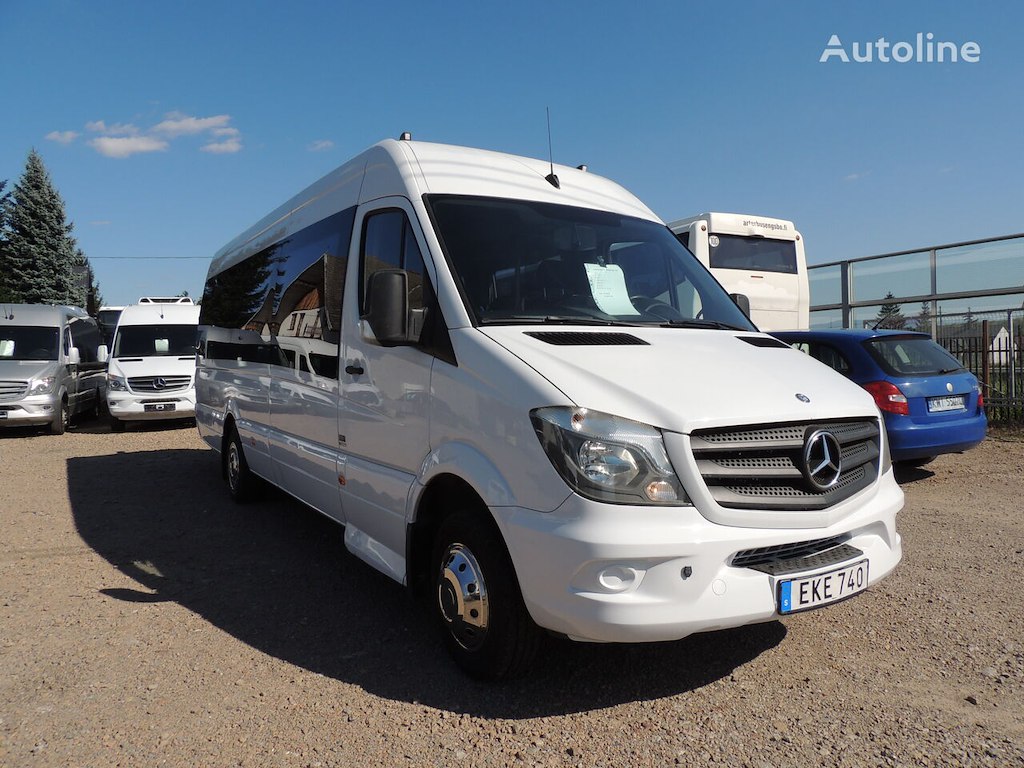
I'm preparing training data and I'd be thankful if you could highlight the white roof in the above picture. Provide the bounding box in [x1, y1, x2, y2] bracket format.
[209, 138, 659, 278]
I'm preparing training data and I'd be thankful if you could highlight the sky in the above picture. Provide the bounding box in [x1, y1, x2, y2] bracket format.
[1, 1, 1021, 307]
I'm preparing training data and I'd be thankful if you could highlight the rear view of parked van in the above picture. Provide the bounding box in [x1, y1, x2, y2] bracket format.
[107, 301, 200, 431]
[197, 137, 903, 679]
[0, 304, 107, 434]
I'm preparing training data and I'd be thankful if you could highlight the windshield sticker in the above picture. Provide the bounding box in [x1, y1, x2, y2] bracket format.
[708, 235, 720, 248]
[584, 264, 641, 316]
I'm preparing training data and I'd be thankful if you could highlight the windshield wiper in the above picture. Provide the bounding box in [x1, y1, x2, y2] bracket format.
[657, 319, 749, 331]
[482, 316, 639, 327]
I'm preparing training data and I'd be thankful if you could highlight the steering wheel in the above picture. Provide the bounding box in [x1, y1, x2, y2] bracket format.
[630, 296, 684, 322]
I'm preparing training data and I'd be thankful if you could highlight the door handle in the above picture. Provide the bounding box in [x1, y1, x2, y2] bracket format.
[345, 364, 364, 376]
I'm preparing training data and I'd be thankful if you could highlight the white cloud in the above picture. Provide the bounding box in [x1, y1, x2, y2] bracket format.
[86, 120, 138, 136]
[89, 136, 169, 159]
[152, 113, 232, 137]
[308, 140, 334, 152]
[82, 111, 242, 158]
[844, 171, 870, 182]
[46, 130, 79, 145]
[201, 138, 243, 154]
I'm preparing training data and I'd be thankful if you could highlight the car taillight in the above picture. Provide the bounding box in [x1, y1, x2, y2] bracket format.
[978, 391, 985, 410]
[862, 381, 909, 416]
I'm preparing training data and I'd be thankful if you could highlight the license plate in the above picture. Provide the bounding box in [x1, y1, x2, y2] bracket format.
[927, 395, 965, 413]
[144, 403, 175, 412]
[778, 559, 869, 614]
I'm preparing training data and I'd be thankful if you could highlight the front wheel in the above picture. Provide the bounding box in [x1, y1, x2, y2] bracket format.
[431, 510, 542, 680]
[49, 398, 68, 435]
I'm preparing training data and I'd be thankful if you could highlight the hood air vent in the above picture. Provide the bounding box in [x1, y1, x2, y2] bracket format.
[525, 331, 649, 346]
[738, 335, 791, 349]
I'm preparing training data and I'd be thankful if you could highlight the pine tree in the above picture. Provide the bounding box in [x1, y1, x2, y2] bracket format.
[874, 292, 906, 330]
[2, 149, 83, 306]
[915, 300, 933, 333]
[0, 178, 14, 302]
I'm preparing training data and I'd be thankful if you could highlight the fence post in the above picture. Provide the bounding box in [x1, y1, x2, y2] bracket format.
[1009, 310, 1016, 401]
[981, 319, 990, 413]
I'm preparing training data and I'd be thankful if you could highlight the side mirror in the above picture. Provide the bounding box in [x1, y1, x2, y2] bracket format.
[68, 346, 81, 365]
[362, 269, 409, 346]
[97, 345, 109, 364]
[730, 293, 751, 318]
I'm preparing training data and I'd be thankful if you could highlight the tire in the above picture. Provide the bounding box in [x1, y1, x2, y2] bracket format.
[49, 398, 69, 435]
[224, 425, 258, 502]
[431, 509, 542, 680]
[110, 416, 126, 433]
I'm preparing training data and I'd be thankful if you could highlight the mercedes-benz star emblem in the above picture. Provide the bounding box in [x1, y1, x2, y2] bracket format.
[153, 377, 167, 390]
[802, 429, 843, 491]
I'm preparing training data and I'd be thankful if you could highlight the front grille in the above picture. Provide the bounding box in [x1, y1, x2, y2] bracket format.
[0, 380, 28, 399]
[128, 375, 192, 393]
[691, 419, 880, 511]
[734, 538, 864, 576]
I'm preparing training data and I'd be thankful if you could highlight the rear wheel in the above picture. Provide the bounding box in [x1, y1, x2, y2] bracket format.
[225, 425, 257, 502]
[431, 509, 542, 680]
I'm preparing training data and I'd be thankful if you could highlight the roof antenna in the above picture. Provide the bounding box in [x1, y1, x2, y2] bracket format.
[545, 107, 560, 189]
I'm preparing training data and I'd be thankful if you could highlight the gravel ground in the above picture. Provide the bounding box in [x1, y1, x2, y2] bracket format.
[1, 418, 1022, 767]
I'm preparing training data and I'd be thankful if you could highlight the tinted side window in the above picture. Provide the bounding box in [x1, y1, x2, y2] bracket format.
[808, 343, 851, 375]
[69, 318, 101, 362]
[361, 208, 428, 322]
[201, 207, 355, 377]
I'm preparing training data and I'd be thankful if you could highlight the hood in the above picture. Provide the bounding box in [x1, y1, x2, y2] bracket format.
[108, 357, 196, 377]
[480, 326, 879, 433]
[0, 359, 59, 379]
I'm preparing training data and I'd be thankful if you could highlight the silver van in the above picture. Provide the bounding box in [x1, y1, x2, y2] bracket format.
[0, 305, 108, 434]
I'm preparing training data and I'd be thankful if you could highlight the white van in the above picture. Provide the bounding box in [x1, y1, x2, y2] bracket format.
[107, 301, 200, 431]
[0, 304, 107, 434]
[197, 137, 902, 678]
[668, 213, 810, 331]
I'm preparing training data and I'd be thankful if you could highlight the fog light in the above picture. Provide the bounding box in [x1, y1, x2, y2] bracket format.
[597, 566, 638, 592]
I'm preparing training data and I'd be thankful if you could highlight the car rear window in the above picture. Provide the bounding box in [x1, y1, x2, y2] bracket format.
[864, 336, 965, 376]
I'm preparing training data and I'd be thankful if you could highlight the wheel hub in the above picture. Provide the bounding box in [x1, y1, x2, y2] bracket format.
[438, 543, 488, 650]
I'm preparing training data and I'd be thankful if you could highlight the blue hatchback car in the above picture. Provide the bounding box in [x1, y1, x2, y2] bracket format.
[773, 329, 987, 465]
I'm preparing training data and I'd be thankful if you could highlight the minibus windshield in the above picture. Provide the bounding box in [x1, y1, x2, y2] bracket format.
[427, 195, 756, 330]
[0, 326, 60, 361]
[112, 324, 197, 357]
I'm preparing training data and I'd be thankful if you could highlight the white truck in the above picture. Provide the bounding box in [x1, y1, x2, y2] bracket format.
[106, 300, 200, 431]
[197, 137, 902, 679]
[668, 213, 809, 331]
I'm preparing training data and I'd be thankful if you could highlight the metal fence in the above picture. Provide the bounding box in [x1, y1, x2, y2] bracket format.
[809, 233, 1024, 422]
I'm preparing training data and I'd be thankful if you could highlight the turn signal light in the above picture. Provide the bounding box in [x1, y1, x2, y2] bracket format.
[862, 381, 909, 416]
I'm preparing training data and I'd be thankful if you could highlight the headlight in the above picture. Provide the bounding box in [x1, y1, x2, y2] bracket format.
[29, 376, 56, 394]
[531, 406, 690, 505]
[107, 374, 128, 391]
[878, 416, 892, 475]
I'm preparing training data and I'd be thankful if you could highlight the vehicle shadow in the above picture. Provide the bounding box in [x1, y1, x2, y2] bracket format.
[892, 463, 936, 484]
[67, 448, 786, 717]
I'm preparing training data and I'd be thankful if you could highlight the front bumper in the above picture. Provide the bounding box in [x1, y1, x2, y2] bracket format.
[107, 389, 196, 422]
[0, 393, 61, 427]
[493, 472, 903, 643]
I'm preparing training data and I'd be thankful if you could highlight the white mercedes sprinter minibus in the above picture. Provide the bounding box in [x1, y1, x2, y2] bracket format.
[107, 301, 200, 431]
[197, 137, 902, 679]
[668, 213, 810, 331]
[0, 304, 107, 434]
